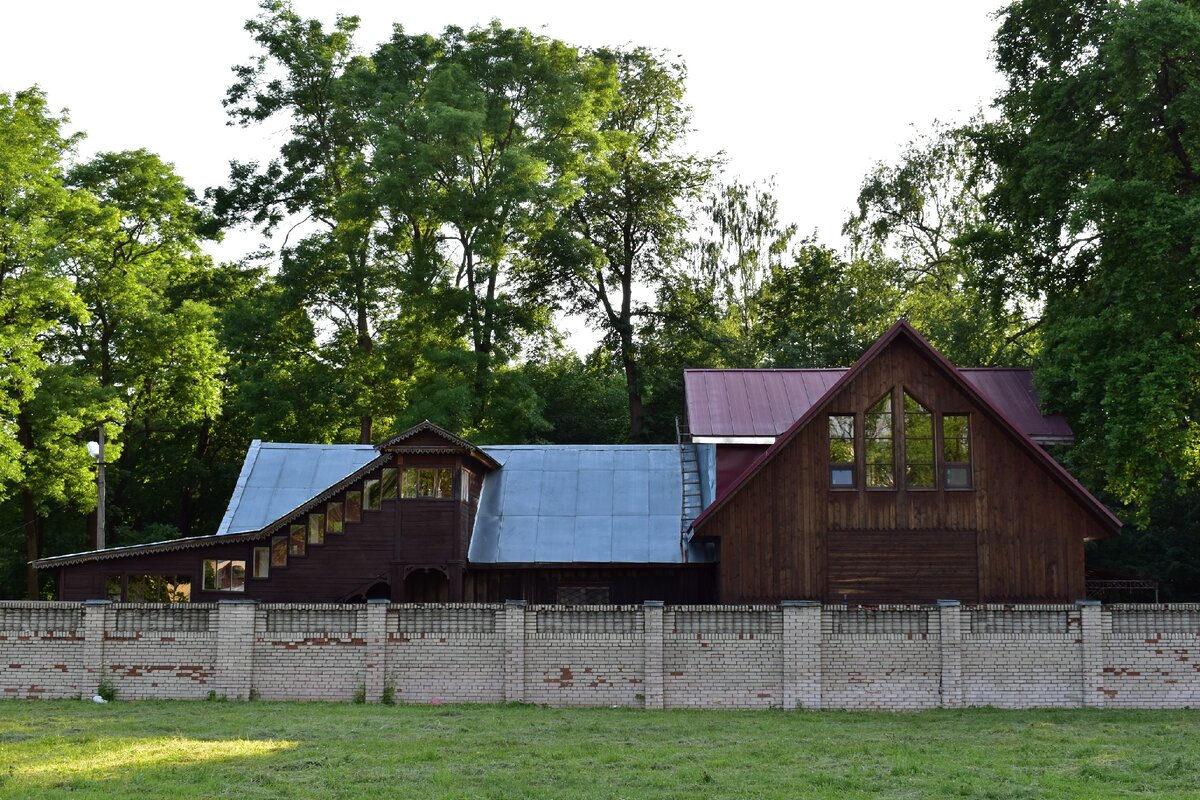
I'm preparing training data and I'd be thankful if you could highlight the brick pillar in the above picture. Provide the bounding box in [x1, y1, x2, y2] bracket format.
[213, 599, 257, 701]
[1078, 600, 1104, 708]
[363, 599, 390, 703]
[782, 600, 822, 710]
[504, 600, 526, 703]
[937, 600, 963, 708]
[82, 599, 110, 697]
[642, 601, 665, 709]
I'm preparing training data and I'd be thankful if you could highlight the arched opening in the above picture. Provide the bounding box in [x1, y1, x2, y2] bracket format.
[404, 568, 448, 602]
[365, 581, 391, 600]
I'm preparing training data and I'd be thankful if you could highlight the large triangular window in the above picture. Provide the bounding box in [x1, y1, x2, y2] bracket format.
[864, 394, 895, 488]
[903, 392, 935, 488]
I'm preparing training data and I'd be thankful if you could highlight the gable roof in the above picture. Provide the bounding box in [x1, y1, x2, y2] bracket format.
[684, 367, 1074, 443]
[377, 420, 501, 469]
[689, 319, 1121, 535]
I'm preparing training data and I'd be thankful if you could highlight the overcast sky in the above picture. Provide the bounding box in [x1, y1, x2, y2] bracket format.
[2, 1, 1006, 347]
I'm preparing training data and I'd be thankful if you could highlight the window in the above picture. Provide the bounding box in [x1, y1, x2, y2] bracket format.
[828, 415, 856, 488]
[126, 575, 191, 602]
[904, 392, 935, 488]
[327, 501, 344, 534]
[252, 548, 270, 579]
[271, 535, 288, 567]
[943, 414, 972, 488]
[381, 468, 398, 500]
[106, 576, 123, 601]
[865, 394, 895, 488]
[308, 512, 325, 545]
[364, 479, 381, 510]
[289, 524, 306, 557]
[202, 560, 245, 592]
[345, 490, 362, 523]
[401, 467, 455, 499]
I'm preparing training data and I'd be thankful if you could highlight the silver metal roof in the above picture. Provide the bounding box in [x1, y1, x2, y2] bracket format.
[468, 445, 713, 564]
[215, 440, 378, 535]
[215, 439, 715, 565]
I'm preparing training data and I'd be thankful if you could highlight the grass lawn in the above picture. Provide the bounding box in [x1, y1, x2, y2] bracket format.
[0, 702, 1197, 799]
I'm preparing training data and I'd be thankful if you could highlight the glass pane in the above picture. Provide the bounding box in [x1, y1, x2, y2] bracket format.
[944, 415, 970, 462]
[326, 501, 343, 533]
[830, 467, 855, 487]
[418, 468, 434, 497]
[229, 561, 246, 592]
[907, 437, 934, 464]
[905, 411, 933, 438]
[830, 439, 855, 463]
[866, 437, 893, 463]
[253, 548, 270, 579]
[945, 464, 971, 489]
[402, 469, 418, 498]
[271, 535, 288, 567]
[867, 462, 895, 488]
[906, 463, 935, 488]
[345, 491, 362, 522]
[308, 513, 325, 545]
[381, 468, 398, 500]
[218, 560, 233, 590]
[437, 468, 454, 499]
[289, 524, 306, 556]
[364, 479, 380, 510]
[203, 560, 216, 591]
[106, 576, 123, 601]
[829, 415, 854, 439]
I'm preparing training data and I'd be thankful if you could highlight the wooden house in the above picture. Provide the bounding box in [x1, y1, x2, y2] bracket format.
[34, 320, 1119, 604]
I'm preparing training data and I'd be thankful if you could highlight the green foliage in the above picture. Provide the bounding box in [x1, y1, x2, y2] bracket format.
[980, 0, 1200, 519]
[95, 679, 116, 702]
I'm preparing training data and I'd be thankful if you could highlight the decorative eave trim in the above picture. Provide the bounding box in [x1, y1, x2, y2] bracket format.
[376, 420, 501, 470]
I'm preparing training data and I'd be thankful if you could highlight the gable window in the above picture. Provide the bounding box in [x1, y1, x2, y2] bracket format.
[903, 392, 935, 488]
[252, 548, 270, 579]
[364, 479, 381, 510]
[345, 490, 362, 522]
[326, 501, 344, 534]
[943, 414, 972, 488]
[308, 512, 325, 545]
[865, 395, 895, 488]
[401, 467, 455, 499]
[271, 535, 288, 567]
[202, 559, 245, 592]
[828, 415, 856, 488]
[381, 468, 399, 500]
[289, 524, 306, 556]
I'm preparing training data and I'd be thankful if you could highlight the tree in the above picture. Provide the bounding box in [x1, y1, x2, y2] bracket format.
[525, 48, 713, 438]
[980, 0, 1200, 519]
[845, 123, 1038, 366]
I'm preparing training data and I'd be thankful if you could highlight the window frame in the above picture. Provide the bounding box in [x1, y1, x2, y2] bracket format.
[864, 392, 896, 490]
[902, 390, 937, 491]
[400, 467, 456, 500]
[201, 559, 246, 592]
[941, 412, 973, 490]
[828, 414, 857, 490]
[252, 547, 270, 579]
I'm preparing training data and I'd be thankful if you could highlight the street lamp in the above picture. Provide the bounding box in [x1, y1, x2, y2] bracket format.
[86, 427, 105, 550]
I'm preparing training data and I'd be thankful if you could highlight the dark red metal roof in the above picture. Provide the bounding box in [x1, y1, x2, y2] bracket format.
[684, 367, 1073, 442]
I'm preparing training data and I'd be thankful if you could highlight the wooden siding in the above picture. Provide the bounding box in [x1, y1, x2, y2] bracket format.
[703, 336, 1109, 604]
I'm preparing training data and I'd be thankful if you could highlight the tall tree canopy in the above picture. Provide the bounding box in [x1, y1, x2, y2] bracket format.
[980, 0, 1200, 518]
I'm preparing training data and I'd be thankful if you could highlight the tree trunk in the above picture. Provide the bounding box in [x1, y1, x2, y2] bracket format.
[619, 326, 644, 439]
[22, 488, 40, 600]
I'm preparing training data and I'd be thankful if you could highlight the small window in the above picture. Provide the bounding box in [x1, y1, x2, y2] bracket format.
[308, 513, 325, 545]
[289, 524, 306, 556]
[253, 548, 270, 579]
[271, 535, 288, 567]
[106, 576, 123, 602]
[943, 414, 972, 488]
[865, 394, 895, 488]
[345, 490, 362, 522]
[202, 559, 246, 592]
[401, 468, 455, 499]
[828, 415, 856, 488]
[364, 479, 381, 510]
[327, 501, 344, 534]
[556, 585, 610, 605]
[904, 392, 935, 488]
[381, 468, 398, 500]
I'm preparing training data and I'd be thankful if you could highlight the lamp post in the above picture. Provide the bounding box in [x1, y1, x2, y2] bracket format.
[86, 427, 105, 551]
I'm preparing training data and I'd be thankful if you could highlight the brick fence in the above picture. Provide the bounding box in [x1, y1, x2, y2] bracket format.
[2, 600, 1197, 708]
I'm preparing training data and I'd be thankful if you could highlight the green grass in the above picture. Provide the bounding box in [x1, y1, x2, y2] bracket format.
[0, 702, 1197, 799]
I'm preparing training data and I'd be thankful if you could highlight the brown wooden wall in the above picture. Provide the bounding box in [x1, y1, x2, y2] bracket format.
[701, 336, 1109, 604]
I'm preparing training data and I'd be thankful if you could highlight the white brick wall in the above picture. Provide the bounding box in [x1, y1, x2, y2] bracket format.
[3, 601, 1199, 709]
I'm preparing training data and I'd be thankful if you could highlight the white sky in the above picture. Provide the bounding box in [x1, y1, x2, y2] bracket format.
[2, 0, 1006, 350]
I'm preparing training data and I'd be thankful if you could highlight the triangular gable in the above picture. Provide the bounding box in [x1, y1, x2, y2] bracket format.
[690, 319, 1121, 534]
[377, 420, 501, 469]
